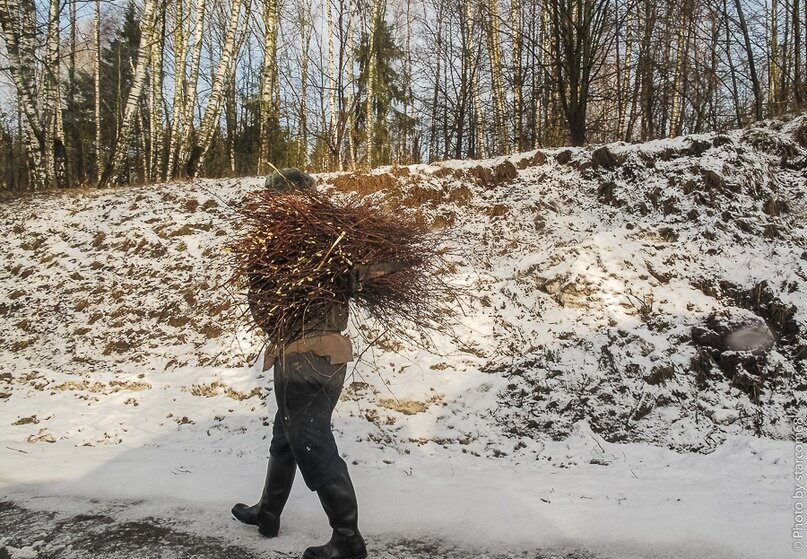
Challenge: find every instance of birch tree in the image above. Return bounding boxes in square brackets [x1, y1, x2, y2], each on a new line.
[103, 0, 159, 186]
[0, 0, 49, 188]
[669, 0, 694, 136]
[327, 0, 337, 166]
[466, 0, 487, 158]
[364, 0, 382, 168]
[329, 0, 357, 171]
[257, 0, 280, 174]
[149, 7, 166, 181]
[511, 0, 523, 152]
[95, 0, 102, 183]
[166, 0, 190, 179]
[426, 0, 444, 162]
[618, 0, 633, 139]
[795, 0, 803, 105]
[296, 0, 313, 167]
[770, 0, 781, 114]
[483, 0, 509, 154]
[175, 0, 208, 177]
[45, 0, 63, 186]
[190, 0, 250, 176]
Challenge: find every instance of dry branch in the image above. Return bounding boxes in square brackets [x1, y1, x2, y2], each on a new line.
[227, 190, 456, 347]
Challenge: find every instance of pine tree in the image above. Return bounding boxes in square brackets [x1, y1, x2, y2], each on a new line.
[63, 70, 97, 186]
[97, 1, 142, 182]
[355, 16, 408, 166]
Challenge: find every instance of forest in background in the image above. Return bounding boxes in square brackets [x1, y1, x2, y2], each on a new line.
[0, 0, 805, 190]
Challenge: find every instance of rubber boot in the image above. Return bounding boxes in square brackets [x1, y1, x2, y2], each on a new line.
[231, 456, 296, 537]
[302, 471, 367, 559]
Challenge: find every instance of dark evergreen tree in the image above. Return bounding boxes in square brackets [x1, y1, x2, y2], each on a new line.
[62, 70, 97, 186]
[98, 1, 141, 181]
[355, 17, 410, 165]
[242, 95, 293, 173]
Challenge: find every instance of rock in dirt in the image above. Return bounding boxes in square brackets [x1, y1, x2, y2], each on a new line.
[692, 308, 773, 354]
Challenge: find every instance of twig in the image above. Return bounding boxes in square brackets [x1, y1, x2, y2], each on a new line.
[316, 231, 346, 271]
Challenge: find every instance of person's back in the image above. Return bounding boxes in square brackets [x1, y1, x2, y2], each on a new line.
[232, 168, 367, 559]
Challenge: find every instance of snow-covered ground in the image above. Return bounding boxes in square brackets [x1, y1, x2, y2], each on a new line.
[0, 426, 796, 559]
[1, 116, 806, 558]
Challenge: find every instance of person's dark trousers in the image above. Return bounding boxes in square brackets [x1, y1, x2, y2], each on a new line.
[231, 350, 344, 537]
[272, 352, 366, 559]
[271, 351, 349, 489]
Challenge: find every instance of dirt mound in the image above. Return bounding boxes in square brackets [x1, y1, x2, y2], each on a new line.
[1, 115, 805, 455]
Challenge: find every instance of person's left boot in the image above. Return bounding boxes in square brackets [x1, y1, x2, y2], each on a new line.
[232, 456, 296, 537]
[302, 471, 367, 559]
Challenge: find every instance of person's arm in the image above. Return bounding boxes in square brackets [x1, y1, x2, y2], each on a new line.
[347, 262, 408, 295]
[353, 262, 408, 281]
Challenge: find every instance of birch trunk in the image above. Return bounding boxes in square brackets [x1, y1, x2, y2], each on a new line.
[258, 0, 279, 174]
[669, 1, 690, 137]
[484, 0, 509, 154]
[334, 0, 355, 171]
[192, 0, 248, 176]
[346, 6, 357, 170]
[536, 2, 549, 148]
[466, 1, 487, 158]
[619, 0, 633, 140]
[511, 0, 523, 152]
[770, 0, 780, 113]
[543, 3, 554, 143]
[167, 0, 189, 179]
[364, 0, 382, 168]
[634, 0, 656, 140]
[782, 0, 791, 104]
[795, 0, 802, 104]
[0, 0, 47, 187]
[68, 0, 80, 183]
[138, 111, 148, 180]
[403, 0, 413, 163]
[528, 0, 538, 147]
[427, 0, 444, 162]
[327, 0, 337, 167]
[225, 73, 237, 174]
[45, 0, 62, 186]
[149, 7, 166, 181]
[177, 0, 208, 175]
[299, 5, 312, 167]
[103, 0, 158, 186]
[95, 0, 102, 183]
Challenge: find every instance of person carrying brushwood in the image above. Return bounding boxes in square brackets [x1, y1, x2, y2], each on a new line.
[230, 167, 411, 559]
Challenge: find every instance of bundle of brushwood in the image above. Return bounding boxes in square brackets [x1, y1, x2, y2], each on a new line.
[228, 189, 455, 348]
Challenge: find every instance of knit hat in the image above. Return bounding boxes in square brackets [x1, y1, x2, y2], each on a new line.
[264, 168, 315, 192]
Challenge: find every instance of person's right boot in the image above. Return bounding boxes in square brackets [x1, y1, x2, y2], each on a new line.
[303, 471, 367, 559]
[231, 456, 296, 537]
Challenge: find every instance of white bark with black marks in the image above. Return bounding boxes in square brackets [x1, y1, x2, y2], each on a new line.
[104, 0, 159, 186]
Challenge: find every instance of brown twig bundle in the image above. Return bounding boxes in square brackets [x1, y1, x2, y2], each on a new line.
[227, 189, 455, 347]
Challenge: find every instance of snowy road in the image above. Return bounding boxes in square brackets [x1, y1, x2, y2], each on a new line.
[0, 498, 743, 559]
[0, 432, 795, 559]
[0, 499, 599, 559]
